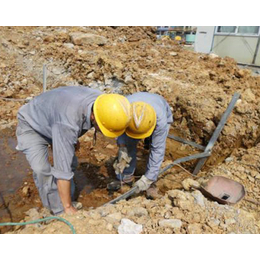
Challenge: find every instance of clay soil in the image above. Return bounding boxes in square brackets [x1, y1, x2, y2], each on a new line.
[0, 26, 260, 234]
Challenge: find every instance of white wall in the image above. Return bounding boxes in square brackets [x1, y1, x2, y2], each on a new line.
[194, 26, 215, 53]
[212, 35, 259, 65]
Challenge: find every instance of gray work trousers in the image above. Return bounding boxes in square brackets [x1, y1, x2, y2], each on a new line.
[16, 117, 77, 215]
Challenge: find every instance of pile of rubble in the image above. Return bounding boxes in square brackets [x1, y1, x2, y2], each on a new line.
[10, 186, 259, 234]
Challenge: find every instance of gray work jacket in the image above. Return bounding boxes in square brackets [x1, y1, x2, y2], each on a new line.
[118, 92, 173, 181]
[17, 86, 102, 180]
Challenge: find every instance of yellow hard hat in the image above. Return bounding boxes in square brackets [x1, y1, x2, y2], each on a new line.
[93, 94, 131, 138]
[126, 101, 156, 139]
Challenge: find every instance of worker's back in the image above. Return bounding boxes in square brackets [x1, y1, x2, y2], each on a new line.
[126, 92, 173, 126]
[18, 86, 102, 139]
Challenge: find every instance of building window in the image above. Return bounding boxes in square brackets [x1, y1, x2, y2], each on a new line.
[237, 26, 259, 35]
[217, 26, 236, 33]
[216, 26, 260, 35]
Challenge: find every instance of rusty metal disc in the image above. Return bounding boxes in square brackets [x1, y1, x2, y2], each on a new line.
[200, 176, 246, 205]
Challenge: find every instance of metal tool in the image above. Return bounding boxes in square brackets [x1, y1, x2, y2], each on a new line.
[43, 64, 47, 92]
[104, 151, 211, 205]
[192, 92, 240, 175]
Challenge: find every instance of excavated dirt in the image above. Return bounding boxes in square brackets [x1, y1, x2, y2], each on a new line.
[0, 26, 260, 234]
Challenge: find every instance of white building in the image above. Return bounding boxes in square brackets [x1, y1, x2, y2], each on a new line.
[195, 26, 260, 66]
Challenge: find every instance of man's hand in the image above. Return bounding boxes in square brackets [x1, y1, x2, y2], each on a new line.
[64, 205, 77, 215]
[134, 175, 154, 193]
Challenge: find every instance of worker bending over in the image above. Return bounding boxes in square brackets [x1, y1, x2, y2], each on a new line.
[115, 92, 173, 192]
[16, 86, 131, 215]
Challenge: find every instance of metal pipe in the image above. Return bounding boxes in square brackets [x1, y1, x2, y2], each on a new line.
[210, 26, 216, 52]
[168, 134, 205, 150]
[104, 151, 211, 206]
[193, 92, 240, 175]
[43, 65, 47, 92]
[252, 35, 260, 65]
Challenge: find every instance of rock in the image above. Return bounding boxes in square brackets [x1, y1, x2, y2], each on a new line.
[171, 207, 185, 219]
[220, 223, 228, 230]
[106, 223, 113, 231]
[25, 97, 33, 101]
[248, 176, 255, 183]
[3, 89, 13, 98]
[159, 219, 182, 229]
[209, 53, 218, 58]
[97, 205, 115, 217]
[187, 223, 202, 234]
[203, 120, 215, 134]
[207, 218, 220, 228]
[225, 218, 236, 225]
[191, 190, 205, 207]
[146, 186, 162, 199]
[235, 100, 250, 114]
[181, 178, 200, 191]
[84, 135, 91, 142]
[118, 218, 142, 234]
[21, 79, 28, 85]
[209, 71, 217, 79]
[225, 157, 233, 162]
[167, 190, 187, 201]
[235, 69, 246, 78]
[175, 200, 194, 210]
[164, 211, 171, 219]
[72, 201, 83, 210]
[25, 208, 41, 220]
[86, 72, 95, 79]
[70, 33, 108, 46]
[127, 207, 148, 217]
[63, 43, 74, 49]
[167, 190, 194, 210]
[124, 74, 133, 83]
[169, 52, 178, 56]
[105, 212, 122, 224]
[249, 170, 258, 177]
[95, 153, 107, 162]
[22, 186, 30, 196]
[88, 219, 100, 226]
[43, 35, 55, 43]
[243, 89, 255, 102]
[106, 144, 115, 149]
